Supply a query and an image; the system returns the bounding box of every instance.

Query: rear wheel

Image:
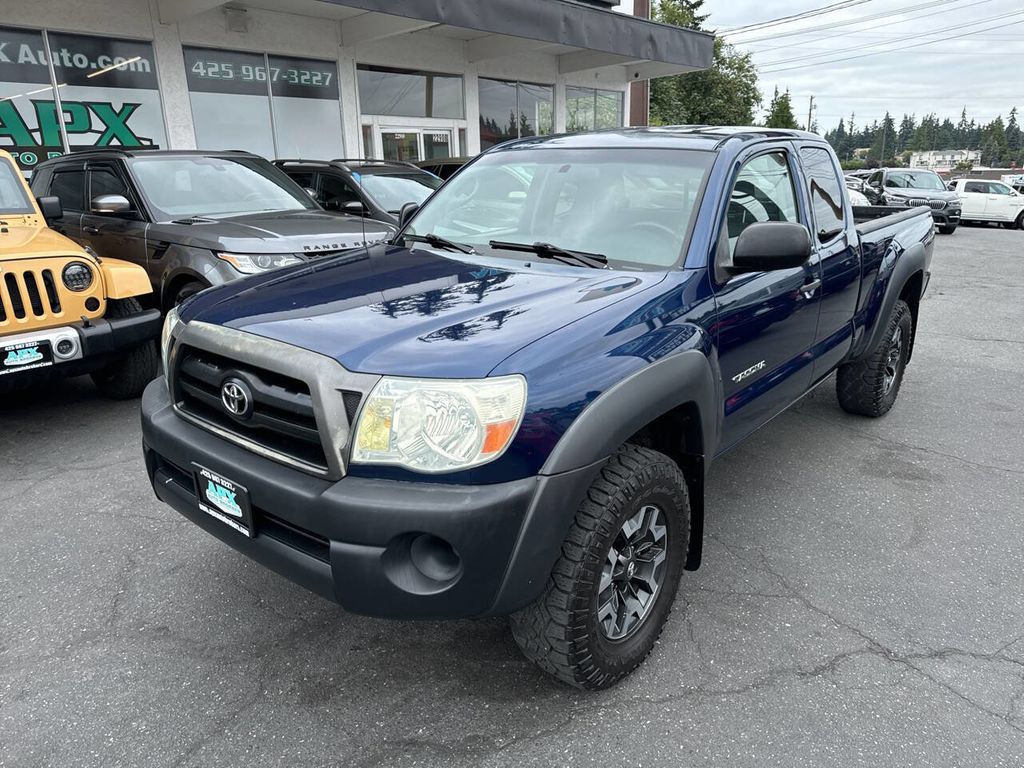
[1016,211,1024,230]
[510,444,689,689]
[836,299,912,417]
[89,298,159,400]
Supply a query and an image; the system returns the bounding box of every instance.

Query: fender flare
[542,348,719,475]
[854,241,926,361]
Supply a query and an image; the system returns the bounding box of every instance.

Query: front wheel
[1016,211,1024,230]
[510,444,690,689]
[90,298,159,400]
[836,299,913,417]
[938,223,957,235]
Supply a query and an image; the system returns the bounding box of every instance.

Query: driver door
[80,162,148,272]
[712,147,822,451]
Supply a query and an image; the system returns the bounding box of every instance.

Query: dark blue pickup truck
[142,128,933,689]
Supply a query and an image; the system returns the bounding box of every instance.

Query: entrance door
[379,129,454,162]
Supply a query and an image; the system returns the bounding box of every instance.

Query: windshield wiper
[404,233,476,255]
[488,240,608,269]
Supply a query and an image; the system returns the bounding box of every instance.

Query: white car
[848,188,871,207]
[948,178,1024,229]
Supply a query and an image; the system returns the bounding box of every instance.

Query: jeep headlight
[161,305,181,382]
[352,376,527,473]
[216,252,303,274]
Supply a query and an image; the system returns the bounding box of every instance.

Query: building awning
[160,0,714,78]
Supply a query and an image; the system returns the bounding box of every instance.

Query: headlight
[882,193,909,206]
[352,375,527,473]
[216,252,302,274]
[161,305,181,382]
[62,262,94,291]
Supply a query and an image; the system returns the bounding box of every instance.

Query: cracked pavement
[2,226,1023,767]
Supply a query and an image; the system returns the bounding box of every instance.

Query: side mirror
[36,195,63,221]
[732,222,812,273]
[398,202,419,229]
[342,200,366,215]
[91,194,131,215]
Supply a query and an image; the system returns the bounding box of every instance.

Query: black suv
[30,149,394,307]
[274,159,442,226]
[413,156,470,181]
[862,168,962,234]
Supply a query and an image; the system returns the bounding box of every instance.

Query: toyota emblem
[221,378,252,419]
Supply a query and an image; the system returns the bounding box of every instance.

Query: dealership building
[0,0,712,172]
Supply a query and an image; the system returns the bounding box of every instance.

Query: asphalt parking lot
[3,224,1023,768]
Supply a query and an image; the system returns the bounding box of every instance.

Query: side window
[869,171,883,187]
[319,174,361,211]
[49,170,86,212]
[286,171,315,190]
[964,182,987,194]
[989,182,1013,196]
[89,167,131,201]
[800,147,846,241]
[724,151,799,257]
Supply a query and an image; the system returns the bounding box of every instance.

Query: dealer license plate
[0,340,53,376]
[192,464,254,538]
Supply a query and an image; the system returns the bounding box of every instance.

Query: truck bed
[852,205,929,234]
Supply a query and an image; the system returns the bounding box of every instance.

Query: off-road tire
[90,298,159,400]
[510,444,690,690]
[937,224,957,235]
[836,299,913,417]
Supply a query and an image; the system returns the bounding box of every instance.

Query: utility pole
[806,96,815,132]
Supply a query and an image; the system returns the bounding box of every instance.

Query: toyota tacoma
[142,128,933,688]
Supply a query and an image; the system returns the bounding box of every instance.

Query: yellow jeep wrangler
[0,150,161,398]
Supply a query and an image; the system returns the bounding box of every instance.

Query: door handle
[83,225,100,234]
[800,278,822,298]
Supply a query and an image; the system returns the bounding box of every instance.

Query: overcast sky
[621,0,1024,133]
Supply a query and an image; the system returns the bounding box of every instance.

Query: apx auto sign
[0,26,167,170]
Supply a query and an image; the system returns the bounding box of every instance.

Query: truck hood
[149,209,394,254]
[181,245,665,378]
[0,216,83,259]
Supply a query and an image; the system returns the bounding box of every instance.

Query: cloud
[703,0,1023,132]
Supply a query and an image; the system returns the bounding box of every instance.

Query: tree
[649,1,760,126]
[1006,108,1022,165]
[763,87,799,129]
[980,116,1008,166]
[870,112,896,162]
[896,114,916,155]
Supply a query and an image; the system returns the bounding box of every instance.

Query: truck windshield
[886,171,946,191]
[404,148,713,270]
[0,159,34,215]
[359,173,442,213]
[128,156,318,220]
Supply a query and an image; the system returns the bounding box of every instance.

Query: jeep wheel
[510,444,689,689]
[937,224,957,235]
[836,299,913,417]
[90,298,159,400]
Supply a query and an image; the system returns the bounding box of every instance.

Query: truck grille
[0,268,62,325]
[908,199,947,211]
[173,345,353,474]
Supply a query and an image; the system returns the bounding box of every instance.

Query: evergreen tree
[896,114,916,154]
[649,1,760,126]
[870,112,896,161]
[763,87,800,129]
[1006,107,1022,164]
[980,116,1008,166]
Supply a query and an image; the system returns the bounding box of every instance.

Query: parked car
[862,168,961,234]
[947,178,1024,229]
[30,150,394,308]
[848,187,871,206]
[413,156,471,180]
[844,174,867,193]
[275,159,442,226]
[144,128,933,689]
[0,149,160,397]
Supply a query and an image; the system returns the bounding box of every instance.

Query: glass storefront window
[567,86,624,133]
[0,26,167,173]
[478,78,553,150]
[357,66,464,119]
[183,46,342,159]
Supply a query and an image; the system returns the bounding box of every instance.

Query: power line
[757,6,1024,69]
[720,0,876,35]
[722,0,963,44]
[745,0,995,55]
[759,13,1024,73]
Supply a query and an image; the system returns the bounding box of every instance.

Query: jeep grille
[0,268,62,326]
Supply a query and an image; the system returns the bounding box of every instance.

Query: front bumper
[1,309,161,379]
[930,208,960,226]
[141,379,600,619]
